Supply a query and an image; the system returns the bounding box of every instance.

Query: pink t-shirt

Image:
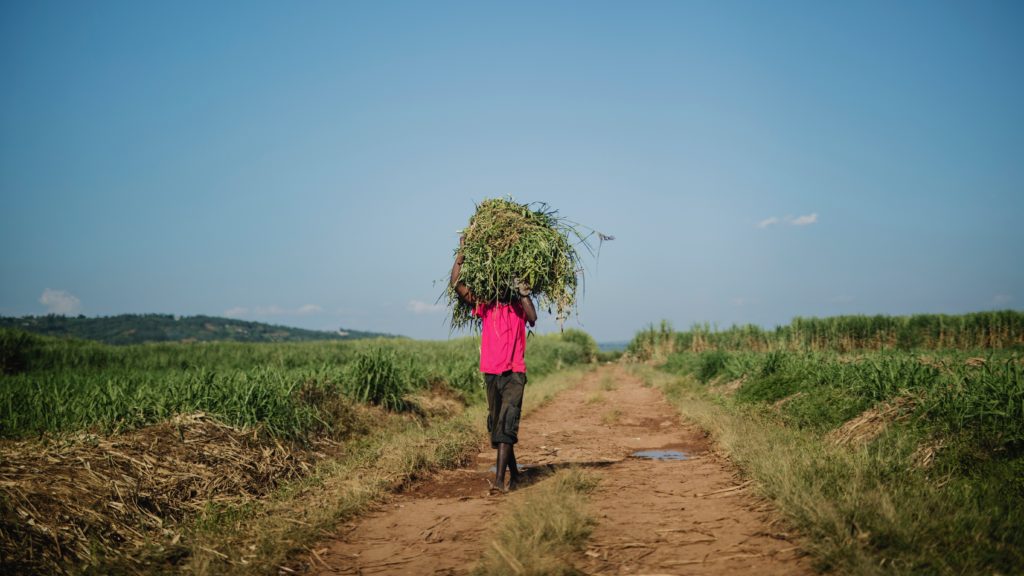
[472,301,527,374]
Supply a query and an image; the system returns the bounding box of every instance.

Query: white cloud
[757,213,819,228]
[408,300,445,315]
[39,288,81,315]
[224,307,249,317]
[790,213,818,226]
[296,304,323,315]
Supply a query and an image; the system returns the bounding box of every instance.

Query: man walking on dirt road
[450,238,537,494]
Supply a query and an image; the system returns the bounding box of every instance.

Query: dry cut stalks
[827,395,917,447]
[0,412,322,574]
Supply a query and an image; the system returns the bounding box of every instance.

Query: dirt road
[305,365,810,575]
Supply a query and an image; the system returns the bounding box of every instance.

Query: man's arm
[517,282,537,327]
[450,239,475,305]
[520,295,537,327]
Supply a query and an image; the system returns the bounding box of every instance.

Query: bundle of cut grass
[447,198,594,330]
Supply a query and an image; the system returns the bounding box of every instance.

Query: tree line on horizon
[0,313,398,346]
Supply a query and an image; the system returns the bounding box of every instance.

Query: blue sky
[2,1,1022,342]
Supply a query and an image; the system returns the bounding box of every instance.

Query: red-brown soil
[304,365,810,575]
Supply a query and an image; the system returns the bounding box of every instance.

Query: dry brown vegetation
[0,412,344,573]
[826,395,916,447]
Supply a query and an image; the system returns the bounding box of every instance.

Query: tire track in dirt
[304,365,810,575]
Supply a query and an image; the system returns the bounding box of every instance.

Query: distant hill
[0,314,400,345]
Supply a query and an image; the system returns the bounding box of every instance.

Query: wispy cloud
[756,213,819,228]
[791,213,818,226]
[992,293,1013,306]
[39,288,81,315]
[295,304,323,315]
[224,306,248,317]
[408,300,445,315]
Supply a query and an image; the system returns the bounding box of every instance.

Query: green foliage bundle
[447,198,591,330]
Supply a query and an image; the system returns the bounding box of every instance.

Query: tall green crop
[0,330,600,439]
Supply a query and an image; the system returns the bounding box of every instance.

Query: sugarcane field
[3,3,1024,575]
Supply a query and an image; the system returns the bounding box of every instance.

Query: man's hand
[456,236,466,265]
[451,236,474,304]
[516,280,538,326]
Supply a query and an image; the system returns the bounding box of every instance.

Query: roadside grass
[182,366,593,575]
[598,373,616,391]
[631,361,1024,575]
[585,392,605,405]
[474,467,598,576]
[182,413,480,575]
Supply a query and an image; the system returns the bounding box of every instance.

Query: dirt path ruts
[305,365,810,575]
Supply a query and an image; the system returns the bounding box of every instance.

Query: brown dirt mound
[0,413,323,574]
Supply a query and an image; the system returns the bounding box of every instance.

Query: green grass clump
[448,198,592,330]
[343,347,411,411]
[696,349,730,383]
